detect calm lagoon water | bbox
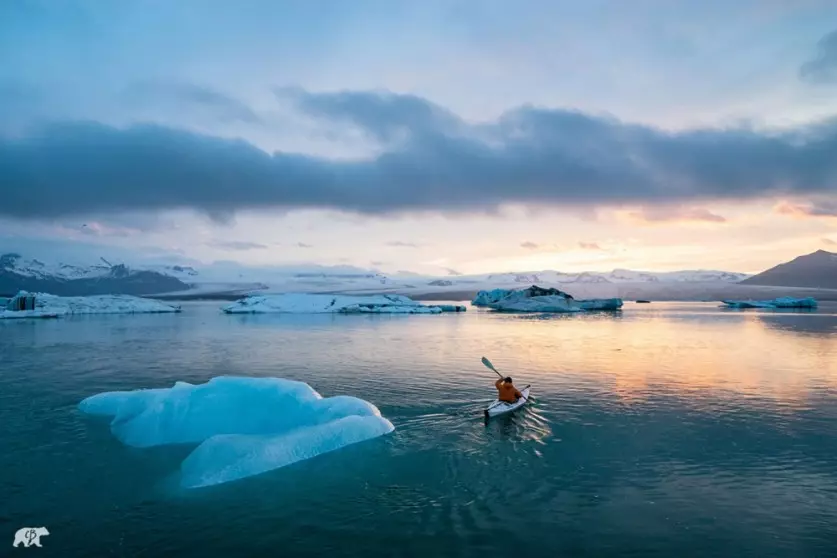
[2,301,837,557]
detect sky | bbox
[1,0,837,276]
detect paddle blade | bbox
[481,356,502,377]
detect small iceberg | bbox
[221,293,465,314]
[472,285,622,313]
[0,291,180,318]
[721,297,818,309]
[0,309,61,320]
[78,376,394,489]
[1,292,58,319]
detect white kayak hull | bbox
[484,385,531,418]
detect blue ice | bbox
[78,376,394,488]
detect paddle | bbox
[481,356,532,403]
[481,356,504,379]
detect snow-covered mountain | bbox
[471,269,750,286]
[0,251,754,299]
[1,253,115,281]
[0,253,190,297]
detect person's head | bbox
[503,376,513,384]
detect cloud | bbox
[275,86,462,143]
[296,242,313,248]
[822,238,836,246]
[73,222,136,238]
[800,30,837,84]
[386,240,419,248]
[578,241,603,250]
[775,200,837,218]
[628,206,728,223]
[2,88,837,221]
[520,241,539,249]
[206,240,268,251]
[444,268,463,276]
[121,82,261,123]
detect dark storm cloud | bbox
[800,30,837,84]
[2,88,837,220]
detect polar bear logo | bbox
[12,527,49,548]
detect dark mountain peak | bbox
[741,249,837,289]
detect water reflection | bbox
[756,313,837,336]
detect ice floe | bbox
[78,376,394,488]
[720,297,818,309]
[472,285,623,312]
[221,293,464,314]
[0,291,180,318]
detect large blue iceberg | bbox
[78,376,394,488]
[720,297,818,309]
[472,285,623,312]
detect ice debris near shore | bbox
[0,290,180,318]
[78,376,394,488]
[222,293,465,314]
[472,285,623,312]
[721,297,818,309]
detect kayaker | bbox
[495,376,523,403]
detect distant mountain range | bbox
[0,253,189,297]
[741,250,837,289]
[3,249,833,299]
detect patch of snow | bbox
[78,376,394,488]
[221,293,461,314]
[721,297,818,309]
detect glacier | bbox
[472,285,623,313]
[1,291,180,317]
[78,376,394,488]
[221,293,465,314]
[721,297,818,309]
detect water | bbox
[2,301,837,557]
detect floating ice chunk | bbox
[473,285,622,312]
[221,293,459,314]
[180,415,394,489]
[0,310,60,320]
[78,376,394,487]
[472,288,514,306]
[3,290,180,316]
[721,297,818,309]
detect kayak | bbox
[484,385,531,418]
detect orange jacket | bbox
[495,379,523,403]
